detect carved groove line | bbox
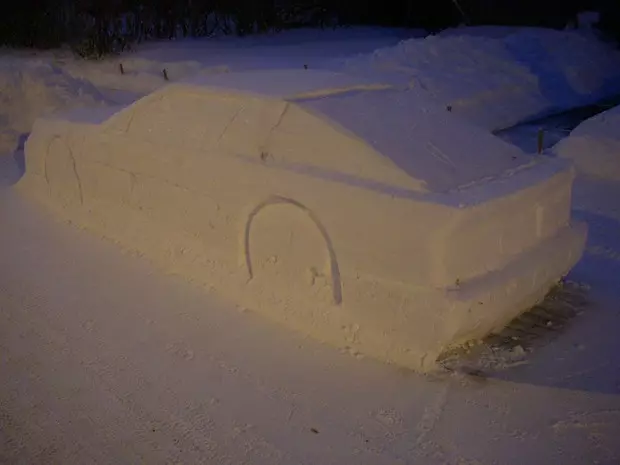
[243,196,342,306]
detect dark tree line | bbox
[1,0,618,58]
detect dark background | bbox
[1,0,619,58]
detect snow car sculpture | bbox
[18,69,587,371]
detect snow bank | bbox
[0,59,105,153]
[18,70,586,371]
[554,104,620,180]
[338,28,620,131]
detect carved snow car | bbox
[19,69,587,371]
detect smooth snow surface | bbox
[554,104,620,180]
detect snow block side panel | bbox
[439,166,575,285]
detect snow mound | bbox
[554,104,620,180]
[338,28,620,131]
[0,59,105,153]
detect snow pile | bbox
[554,104,620,180]
[338,28,620,130]
[518,28,620,98]
[0,59,106,153]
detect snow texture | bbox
[337,27,620,131]
[554,104,620,180]
[1,25,620,464]
[0,59,106,153]
[1,188,618,465]
[17,71,585,370]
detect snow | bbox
[553,104,620,180]
[1,25,620,463]
[63,57,229,94]
[4,25,619,142]
[1,190,619,465]
[0,59,106,152]
[338,27,620,131]
[131,26,421,70]
[183,68,529,191]
[59,26,421,97]
[17,71,586,370]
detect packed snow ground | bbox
[2,26,620,464]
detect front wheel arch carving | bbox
[243,196,342,306]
